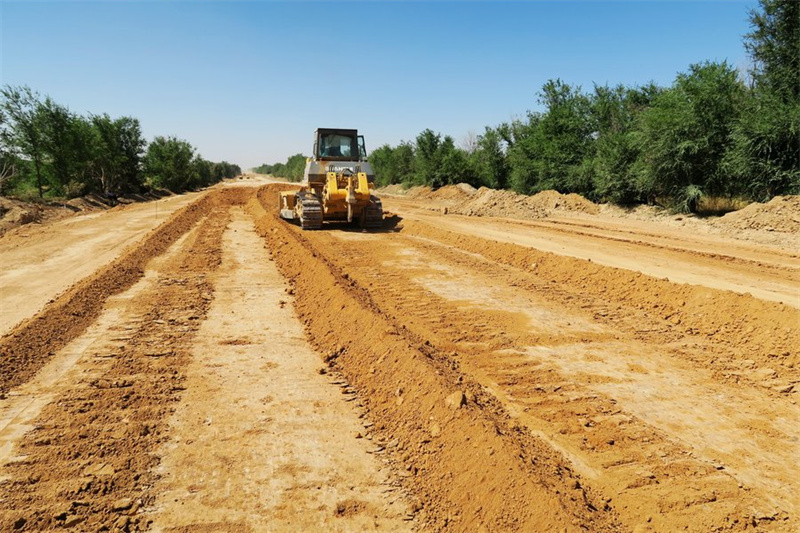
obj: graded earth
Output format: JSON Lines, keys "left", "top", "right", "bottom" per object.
{"left": 1, "top": 177, "right": 798, "bottom": 533}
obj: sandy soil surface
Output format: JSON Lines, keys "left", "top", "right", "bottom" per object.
{"left": 382, "top": 197, "right": 800, "bottom": 309}
{"left": 148, "top": 208, "right": 412, "bottom": 532}
{"left": 0, "top": 181, "right": 797, "bottom": 532}
{"left": 0, "top": 192, "right": 202, "bottom": 337}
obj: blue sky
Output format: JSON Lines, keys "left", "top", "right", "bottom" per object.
{"left": 1, "top": 0, "right": 754, "bottom": 169}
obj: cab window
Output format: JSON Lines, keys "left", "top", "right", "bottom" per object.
{"left": 319, "top": 134, "right": 353, "bottom": 158}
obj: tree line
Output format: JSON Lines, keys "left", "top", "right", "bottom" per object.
{"left": 0, "top": 86, "right": 241, "bottom": 200}
{"left": 252, "top": 154, "right": 306, "bottom": 182}
{"left": 370, "top": 0, "right": 799, "bottom": 212}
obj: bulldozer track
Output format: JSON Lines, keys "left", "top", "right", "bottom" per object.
{"left": 362, "top": 196, "right": 384, "bottom": 229}
{"left": 298, "top": 193, "right": 323, "bottom": 230}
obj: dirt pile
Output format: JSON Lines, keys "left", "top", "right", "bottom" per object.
{"left": 382, "top": 184, "right": 600, "bottom": 218}
{"left": 0, "top": 197, "right": 43, "bottom": 236}
{"left": 715, "top": 195, "right": 800, "bottom": 234}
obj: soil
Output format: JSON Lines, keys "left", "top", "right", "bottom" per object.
{"left": 714, "top": 195, "right": 800, "bottom": 234}
{"left": 389, "top": 185, "right": 600, "bottom": 218}
{"left": 0, "top": 176, "right": 797, "bottom": 532}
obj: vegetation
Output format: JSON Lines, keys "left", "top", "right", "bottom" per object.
{"left": 368, "top": 0, "right": 799, "bottom": 212}
{"left": 0, "top": 87, "right": 240, "bottom": 199}
{"left": 253, "top": 154, "right": 307, "bottom": 182}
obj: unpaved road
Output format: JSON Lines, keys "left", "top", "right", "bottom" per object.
{"left": 0, "top": 192, "right": 203, "bottom": 337}
{"left": 0, "top": 180, "right": 798, "bottom": 532}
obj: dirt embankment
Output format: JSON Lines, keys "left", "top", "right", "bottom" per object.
{"left": 380, "top": 185, "right": 800, "bottom": 250}
{"left": 247, "top": 184, "right": 622, "bottom": 533}
{"left": 0, "top": 192, "right": 179, "bottom": 239}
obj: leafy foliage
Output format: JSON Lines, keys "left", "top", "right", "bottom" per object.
{"left": 253, "top": 153, "right": 307, "bottom": 182}
{"left": 744, "top": 0, "right": 800, "bottom": 103}
{"left": 0, "top": 85, "right": 239, "bottom": 198}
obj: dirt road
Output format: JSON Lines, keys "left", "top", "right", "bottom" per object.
{"left": 0, "top": 182, "right": 797, "bottom": 532}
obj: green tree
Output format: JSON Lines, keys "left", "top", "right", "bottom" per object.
{"left": 414, "top": 129, "right": 443, "bottom": 187}
{"left": 369, "top": 142, "right": 416, "bottom": 187}
{"left": 506, "top": 80, "right": 594, "bottom": 195}
{"left": 637, "top": 62, "right": 745, "bottom": 211}
{"left": 591, "top": 83, "right": 661, "bottom": 203}
{"left": 0, "top": 86, "right": 48, "bottom": 197}
{"left": 725, "top": 87, "right": 800, "bottom": 199}
{"left": 0, "top": 106, "right": 19, "bottom": 194}
{"left": 39, "top": 97, "right": 84, "bottom": 194}
{"left": 284, "top": 154, "right": 307, "bottom": 182}
{"left": 194, "top": 157, "right": 214, "bottom": 187}
{"left": 143, "top": 136, "right": 197, "bottom": 192}
{"left": 744, "top": 0, "right": 800, "bottom": 103}
{"left": 91, "top": 114, "right": 146, "bottom": 193}
{"left": 469, "top": 126, "right": 508, "bottom": 189}
{"left": 725, "top": 0, "right": 800, "bottom": 199}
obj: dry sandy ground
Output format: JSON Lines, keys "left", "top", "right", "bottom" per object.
{"left": 0, "top": 191, "right": 203, "bottom": 337}
{"left": 383, "top": 197, "right": 800, "bottom": 309}
{"left": 0, "top": 180, "right": 797, "bottom": 532}
{"left": 149, "top": 208, "right": 411, "bottom": 532}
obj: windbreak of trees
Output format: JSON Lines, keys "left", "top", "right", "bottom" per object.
{"left": 0, "top": 87, "right": 241, "bottom": 199}
{"left": 253, "top": 153, "right": 307, "bottom": 182}
{"left": 369, "top": 0, "right": 799, "bottom": 212}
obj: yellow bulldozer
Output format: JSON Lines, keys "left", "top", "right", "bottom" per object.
{"left": 279, "top": 128, "right": 383, "bottom": 230}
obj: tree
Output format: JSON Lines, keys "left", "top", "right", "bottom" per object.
{"left": 0, "top": 86, "right": 48, "bottom": 197}
{"left": 506, "top": 80, "right": 594, "bottom": 195}
{"left": 414, "top": 129, "right": 442, "bottom": 187}
{"left": 744, "top": 0, "right": 800, "bottom": 103}
{"left": 724, "top": 87, "right": 800, "bottom": 199}
{"left": 0, "top": 108, "right": 18, "bottom": 195}
{"left": 725, "top": 0, "right": 800, "bottom": 200}
{"left": 284, "top": 154, "right": 307, "bottom": 182}
{"left": 91, "top": 114, "right": 146, "bottom": 193}
{"left": 591, "top": 83, "right": 660, "bottom": 203}
{"left": 469, "top": 126, "right": 508, "bottom": 189}
{"left": 637, "top": 62, "right": 745, "bottom": 211}
{"left": 143, "top": 136, "right": 197, "bottom": 192}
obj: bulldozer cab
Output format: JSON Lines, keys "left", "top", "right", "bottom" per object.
{"left": 314, "top": 129, "right": 367, "bottom": 162}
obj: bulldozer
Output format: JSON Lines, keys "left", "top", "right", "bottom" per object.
{"left": 279, "top": 128, "right": 383, "bottom": 230}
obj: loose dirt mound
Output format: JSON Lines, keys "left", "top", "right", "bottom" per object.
{"left": 404, "top": 184, "right": 477, "bottom": 203}
{"left": 715, "top": 195, "right": 800, "bottom": 234}
{"left": 381, "top": 184, "right": 600, "bottom": 218}
{"left": 458, "top": 188, "right": 600, "bottom": 217}
{"left": 0, "top": 197, "right": 44, "bottom": 236}
{"left": 527, "top": 189, "right": 600, "bottom": 214}
{"left": 379, "top": 184, "right": 410, "bottom": 196}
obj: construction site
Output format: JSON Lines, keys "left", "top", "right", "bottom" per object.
{"left": 0, "top": 175, "right": 797, "bottom": 533}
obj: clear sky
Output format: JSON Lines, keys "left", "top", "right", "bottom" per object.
{"left": 1, "top": 0, "right": 754, "bottom": 170}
